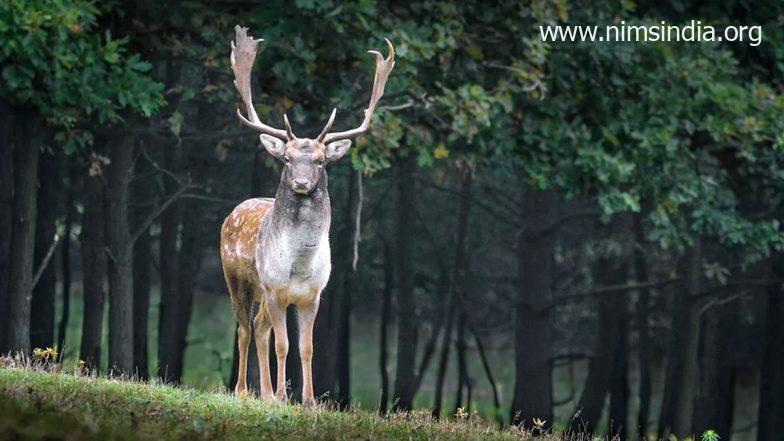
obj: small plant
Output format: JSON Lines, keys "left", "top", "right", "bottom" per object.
{"left": 701, "top": 429, "right": 720, "bottom": 441}
{"left": 532, "top": 417, "right": 547, "bottom": 431}
{"left": 32, "top": 347, "right": 58, "bottom": 364}
{"left": 75, "top": 360, "right": 88, "bottom": 376}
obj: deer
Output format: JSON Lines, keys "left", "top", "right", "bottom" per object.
{"left": 220, "top": 25, "right": 394, "bottom": 407}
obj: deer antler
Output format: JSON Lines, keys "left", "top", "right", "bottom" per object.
{"left": 319, "top": 39, "right": 395, "bottom": 143}
{"left": 231, "top": 25, "right": 293, "bottom": 140}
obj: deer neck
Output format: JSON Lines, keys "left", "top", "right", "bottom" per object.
{"left": 267, "top": 169, "right": 331, "bottom": 263}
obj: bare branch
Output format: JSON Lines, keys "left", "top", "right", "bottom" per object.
{"left": 32, "top": 234, "right": 61, "bottom": 289}
{"left": 130, "top": 181, "right": 193, "bottom": 245}
{"left": 698, "top": 294, "right": 749, "bottom": 317}
{"left": 351, "top": 172, "right": 363, "bottom": 271}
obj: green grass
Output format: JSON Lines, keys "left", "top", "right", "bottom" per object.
{"left": 0, "top": 365, "right": 544, "bottom": 441}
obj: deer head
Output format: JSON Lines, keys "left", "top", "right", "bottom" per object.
{"left": 231, "top": 25, "right": 395, "bottom": 195}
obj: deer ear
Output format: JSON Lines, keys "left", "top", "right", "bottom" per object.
{"left": 259, "top": 134, "right": 286, "bottom": 159}
{"left": 325, "top": 140, "right": 352, "bottom": 162}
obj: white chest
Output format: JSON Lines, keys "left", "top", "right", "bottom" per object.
{"left": 257, "top": 226, "right": 331, "bottom": 298}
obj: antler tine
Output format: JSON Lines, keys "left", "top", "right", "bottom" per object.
{"left": 322, "top": 38, "right": 395, "bottom": 143}
{"left": 231, "top": 25, "right": 290, "bottom": 140}
{"left": 316, "top": 108, "right": 337, "bottom": 143}
{"left": 283, "top": 114, "right": 297, "bottom": 139}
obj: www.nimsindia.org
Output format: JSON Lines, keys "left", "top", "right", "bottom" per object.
{"left": 539, "top": 20, "right": 763, "bottom": 46}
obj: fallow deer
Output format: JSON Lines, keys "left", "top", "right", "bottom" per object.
{"left": 220, "top": 25, "right": 394, "bottom": 406}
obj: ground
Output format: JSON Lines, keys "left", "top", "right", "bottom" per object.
{"left": 49, "top": 289, "right": 759, "bottom": 439}
{"left": 0, "top": 365, "right": 546, "bottom": 441}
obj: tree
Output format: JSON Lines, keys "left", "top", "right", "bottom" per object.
{"left": 131, "top": 152, "right": 154, "bottom": 379}
{"left": 574, "top": 245, "right": 630, "bottom": 438}
{"left": 511, "top": 189, "right": 557, "bottom": 429}
{"left": 0, "top": 102, "right": 12, "bottom": 350}
{"left": 79, "top": 173, "right": 106, "bottom": 370}
{"left": 392, "top": 154, "right": 417, "bottom": 410}
{"left": 4, "top": 110, "right": 41, "bottom": 354}
{"left": 104, "top": 136, "right": 136, "bottom": 374}
{"left": 757, "top": 253, "right": 784, "bottom": 440}
{"left": 30, "top": 149, "right": 59, "bottom": 351}
{"left": 0, "top": 0, "right": 164, "bottom": 359}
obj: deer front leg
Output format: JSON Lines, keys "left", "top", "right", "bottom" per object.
{"left": 267, "top": 298, "right": 289, "bottom": 402}
{"left": 253, "top": 306, "right": 274, "bottom": 401}
{"left": 297, "top": 300, "right": 319, "bottom": 407}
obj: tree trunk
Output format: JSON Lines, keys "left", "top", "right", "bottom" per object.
{"left": 432, "top": 291, "right": 455, "bottom": 418}
{"left": 471, "top": 325, "right": 502, "bottom": 424}
{"left": 758, "top": 253, "right": 784, "bottom": 441}
{"left": 658, "top": 243, "right": 701, "bottom": 439}
{"left": 5, "top": 110, "right": 42, "bottom": 355}
{"left": 0, "top": 103, "right": 14, "bottom": 350}
{"left": 57, "top": 162, "right": 77, "bottom": 359}
{"left": 511, "top": 188, "right": 556, "bottom": 429}
{"left": 335, "top": 167, "right": 356, "bottom": 408}
{"left": 30, "top": 150, "right": 59, "bottom": 350}
{"left": 105, "top": 136, "right": 135, "bottom": 375}
{"left": 131, "top": 150, "right": 155, "bottom": 379}
{"left": 633, "top": 213, "right": 652, "bottom": 439}
{"left": 132, "top": 222, "right": 152, "bottom": 379}
{"left": 609, "top": 290, "right": 630, "bottom": 441}
{"left": 168, "top": 195, "right": 202, "bottom": 383}
{"left": 692, "top": 297, "right": 736, "bottom": 439}
{"left": 574, "top": 256, "right": 628, "bottom": 437}
{"left": 451, "top": 173, "right": 473, "bottom": 415}
{"left": 392, "top": 156, "right": 417, "bottom": 411}
{"left": 79, "top": 174, "right": 107, "bottom": 370}
{"left": 378, "top": 242, "right": 393, "bottom": 414}
{"left": 160, "top": 132, "right": 204, "bottom": 383}
{"left": 157, "top": 139, "right": 182, "bottom": 381}
{"left": 335, "top": 271, "right": 351, "bottom": 407}
{"left": 313, "top": 279, "right": 337, "bottom": 396}
{"left": 453, "top": 310, "right": 469, "bottom": 414}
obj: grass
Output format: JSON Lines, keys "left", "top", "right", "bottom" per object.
{"left": 0, "top": 362, "right": 550, "bottom": 441}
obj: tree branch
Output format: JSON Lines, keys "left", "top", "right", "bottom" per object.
{"left": 130, "top": 181, "right": 193, "bottom": 245}
{"left": 549, "top": 277, "right": 683, "bottom": 308}
{"left": 32, "top": 234, "right": 61, "bottom": 289}
{"left": 351, "top": 172, "right": 363, "bottom": 271}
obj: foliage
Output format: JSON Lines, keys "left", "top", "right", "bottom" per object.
{"left": 701, "top": 429, "right": 720, "bottom": 441}
{"left": 509, "top": 6, "right": 784, "bottom": 259}
{"left": 0, "top": 0, "right": 165, "bottom": 151}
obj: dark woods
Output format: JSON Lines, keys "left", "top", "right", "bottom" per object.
{"left": 1, "top": 2, "right": 784, "bottom": 441}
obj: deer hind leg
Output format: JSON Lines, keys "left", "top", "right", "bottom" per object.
{"left": 297, "top": 300, "right": 319, "bottom": 407}
{"left": 253, "top": 299, "right": 274, "bottom": 401}
{"left": 225, "top": 272, "right": 252, "bottom": 396}
{"left": 235, "top": 322, "right": 251, "bottom": 396}
{"left": 267, "top": 296, "right": 289, "bottom": 402}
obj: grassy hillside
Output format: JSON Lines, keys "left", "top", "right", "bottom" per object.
{"left": 0, "top": 365, "right": 547, "bottom": 441}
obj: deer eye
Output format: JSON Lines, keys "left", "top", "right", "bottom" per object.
{"left": 284, "top": 156, "right": 290, "bottom": 164}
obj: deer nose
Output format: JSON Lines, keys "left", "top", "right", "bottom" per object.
{"left": 293, "top": 178, "right": 310, "bottom": 189}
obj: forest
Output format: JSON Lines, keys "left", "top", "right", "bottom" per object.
{"left": 1, "top": 1, "right": 783, "bottom": 440}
